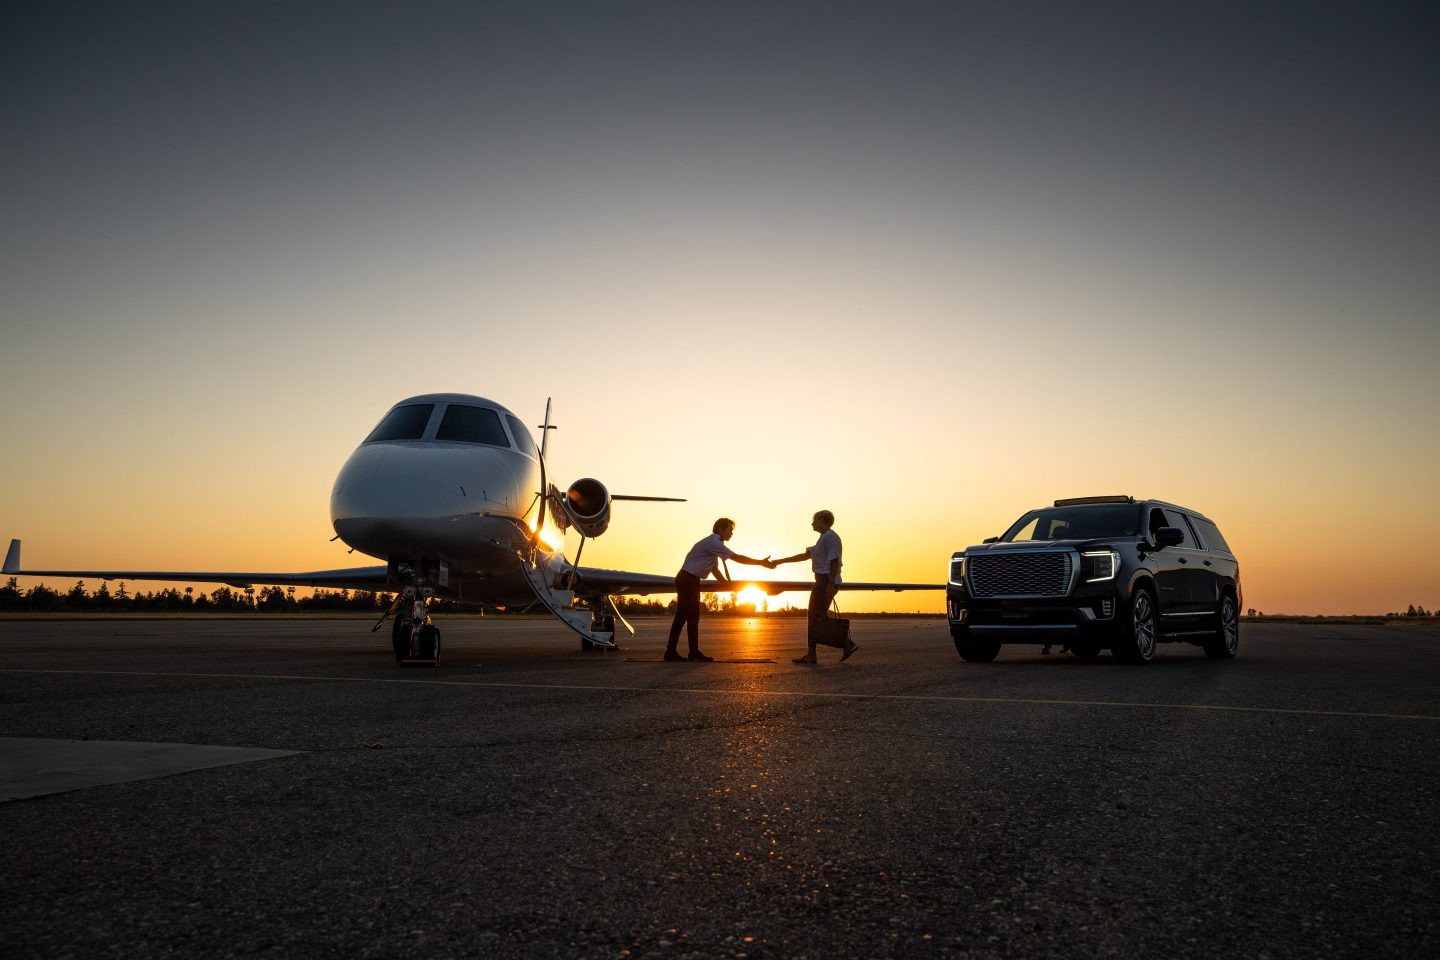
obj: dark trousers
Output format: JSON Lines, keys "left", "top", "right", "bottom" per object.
{"left": 667, "top": 571, "right": 703, "bottom": 653}
{"left": 807, "top": 574, "right": 846, "bottom": 650}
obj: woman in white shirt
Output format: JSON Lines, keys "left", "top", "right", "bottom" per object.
{"left": 666, "top": 518, "right": 774, "bottom": 661}
{"left": 771, "top": 510, "right": 857, "bottom": 664}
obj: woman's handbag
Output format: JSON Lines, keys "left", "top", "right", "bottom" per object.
{"left": 816, "top": 600, "right": 851, "bottom": 647}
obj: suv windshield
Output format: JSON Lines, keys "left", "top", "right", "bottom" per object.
{"left": 1002, "top": 505, "right": 1142, "bottom": 542}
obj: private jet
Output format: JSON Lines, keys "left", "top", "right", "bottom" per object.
{"left": 4, "top": 394, "right": 941, "bottom": 662}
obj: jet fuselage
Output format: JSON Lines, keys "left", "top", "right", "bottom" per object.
{"left": 329, "top": 393, "right": 545, "bottom": 603}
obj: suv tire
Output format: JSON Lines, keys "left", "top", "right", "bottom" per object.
{"left": 1204, "top": 593, "right": 1240, "bottom": 659}
{"left": 952, "top": 628, "right": 1001, "bottom": 663}
{"left": 1113, "top": 587, "right": 1157, "bottom": 664}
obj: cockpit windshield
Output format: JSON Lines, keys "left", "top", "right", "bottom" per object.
{"left": 1002, "top": 504, "right": 1142, "bottom": 542}
{"left": 364, "top": 404, "right": 434, "bottom": 443}
{"left": 435, "top": 405, "right": 510, "bottom": 447}
{"left": 505, "top": 414, "right": 538, "bottom": 458}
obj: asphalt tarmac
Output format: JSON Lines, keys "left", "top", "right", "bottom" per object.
{"left": 2, "top": 617, "right": 1437, "bottom": 959}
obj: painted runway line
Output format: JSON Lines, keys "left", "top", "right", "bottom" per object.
{"left": 3, "top": 667, "right": 1438, "bottom": 722}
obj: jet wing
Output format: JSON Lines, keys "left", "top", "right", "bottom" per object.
{"left": 3, "top": 540, "right": 388, "bottom": 591}
{"left": 573, "top": 565, "right": 942, "bottom": 597}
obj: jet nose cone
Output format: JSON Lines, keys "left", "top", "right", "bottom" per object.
{"left": 331, "top": 445, "right": 392, "bottom": 521}
{"left": 331, "top": 442, "right": 534, "bottom": 527}
{"left": 331, "top": 444, "right": 446, "bottom": 526}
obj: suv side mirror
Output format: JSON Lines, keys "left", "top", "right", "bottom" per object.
{"left": 1152, "top": 527, "right": 1184, "bottom": 548}
{"left": 983, "top": 536, "right": 999, "bottom": 544}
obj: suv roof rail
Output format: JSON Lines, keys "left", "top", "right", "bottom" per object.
{"left": 1053, "top": 495, "right": 1135, "bottom": 506}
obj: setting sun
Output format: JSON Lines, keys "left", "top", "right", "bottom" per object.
{"left": 736, "top": 585, "right": 769, "bottom": 612}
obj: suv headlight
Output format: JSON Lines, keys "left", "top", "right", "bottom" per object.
{"left": 1082, "top": 549, "right": 1119, "bottom": 582}
{"left": 949, "top": 556, "right": 966, "bottom": 585}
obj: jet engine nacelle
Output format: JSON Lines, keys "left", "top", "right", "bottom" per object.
{"left": 562, "top": 478, "right": 611, "bottom": 538}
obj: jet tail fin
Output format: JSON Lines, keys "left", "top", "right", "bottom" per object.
{"left": 3, "top": 540, "right": 20, "bottom": 574}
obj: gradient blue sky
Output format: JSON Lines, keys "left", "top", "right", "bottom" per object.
{"left": 2, "top": 1, "right": 1437, "bottom": 613}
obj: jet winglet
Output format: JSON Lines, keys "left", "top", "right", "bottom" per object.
{"left": 3, "top": 539, "right": 19, "bottom": 575}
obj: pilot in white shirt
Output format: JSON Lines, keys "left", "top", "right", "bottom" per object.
{"left": 666, "top": 518, "right": 774, "bottom": 662}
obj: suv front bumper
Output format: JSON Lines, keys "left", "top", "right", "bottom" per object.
{"left": 947, "top": 584, "right": 1121, "bottom": 640}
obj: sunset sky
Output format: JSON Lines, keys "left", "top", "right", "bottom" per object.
{"left": 2, "top": 1, "right": 1437, "bottom": 615}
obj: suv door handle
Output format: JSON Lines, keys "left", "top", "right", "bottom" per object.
{"left": 1203, "top": 560, "right": 1212, "bottom": 567}
{"left": 1178, "top": 557, "right": 1188, "bottom": 564}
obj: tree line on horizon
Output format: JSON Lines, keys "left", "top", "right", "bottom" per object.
{"left": 0, "top": 578, "right": 786, "bottom": 616}
{"left": 1244, "top": 604, "right": 1436, "bottom": 619}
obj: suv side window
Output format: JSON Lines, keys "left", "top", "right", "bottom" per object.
{"left": 1147, "top": 507, "right": 1168, "bottom": 540}
{"left": 1191, "top": 517, "right": 1232, "bottom": 554}
{"left": 1161, "top": 508, "right": 1196, "bottom": 547}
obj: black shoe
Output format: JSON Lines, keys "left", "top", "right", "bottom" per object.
{"left": 663, "top": 650, "right": 687, "bottom": 662}
{"left": 792, "top": 653, "right": 818, "bottom": 664}
{"left": 840, "top": 641, "right": 859, "bottom": 662}
{"left": 687, "top": 651, "right": 714, "bottom": 662}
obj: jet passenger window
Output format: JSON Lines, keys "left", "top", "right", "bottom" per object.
{"left": 505, "top": 415, "right": 538, "bottom": 459}
{"left": 436, "top": 405, "right": 510, "bottom": 446}
{"left": 364, "top": 404, "right": 434, "bottom": 443}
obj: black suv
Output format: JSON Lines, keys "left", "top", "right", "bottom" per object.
{"left": 947, "top": 496, "right": 1241, "bottom": 664}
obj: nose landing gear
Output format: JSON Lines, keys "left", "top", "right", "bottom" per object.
{"left": 393, "top": 587, "right": 442, "bottom": 666}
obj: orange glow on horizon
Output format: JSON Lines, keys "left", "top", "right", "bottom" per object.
{"left": 1, "top": 7, "right": 1437, "bottom": 620}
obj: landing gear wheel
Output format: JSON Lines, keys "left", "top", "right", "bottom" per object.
{"left": 392, "top": 618, "right": 412, "bottom": 663}
{"left": 952, "top": 627, "right": 1001, "bottom": 663}
{"left": 416, "top": 624, "right": 441, "bottom": 662}
{"left": 1113, "top": 588, "right": 1157, "bottom": 664}
{"left": 1204, "top": 594, "right": 1240, "bottom": 659}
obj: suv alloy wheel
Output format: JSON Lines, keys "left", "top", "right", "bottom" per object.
{"left": 1113, "top": 587, "right": 1157, "bottom": 664}
{"left": 1204, "top": 594, "right": 1240, "bottom": 659}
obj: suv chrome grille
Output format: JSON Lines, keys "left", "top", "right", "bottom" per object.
{"left": 968, "top": 551, "right": 1073, "bottom": 598}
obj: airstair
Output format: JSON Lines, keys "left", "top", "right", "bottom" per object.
{"left": 520, "top": 552, "right": 617, "bottom": 649}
